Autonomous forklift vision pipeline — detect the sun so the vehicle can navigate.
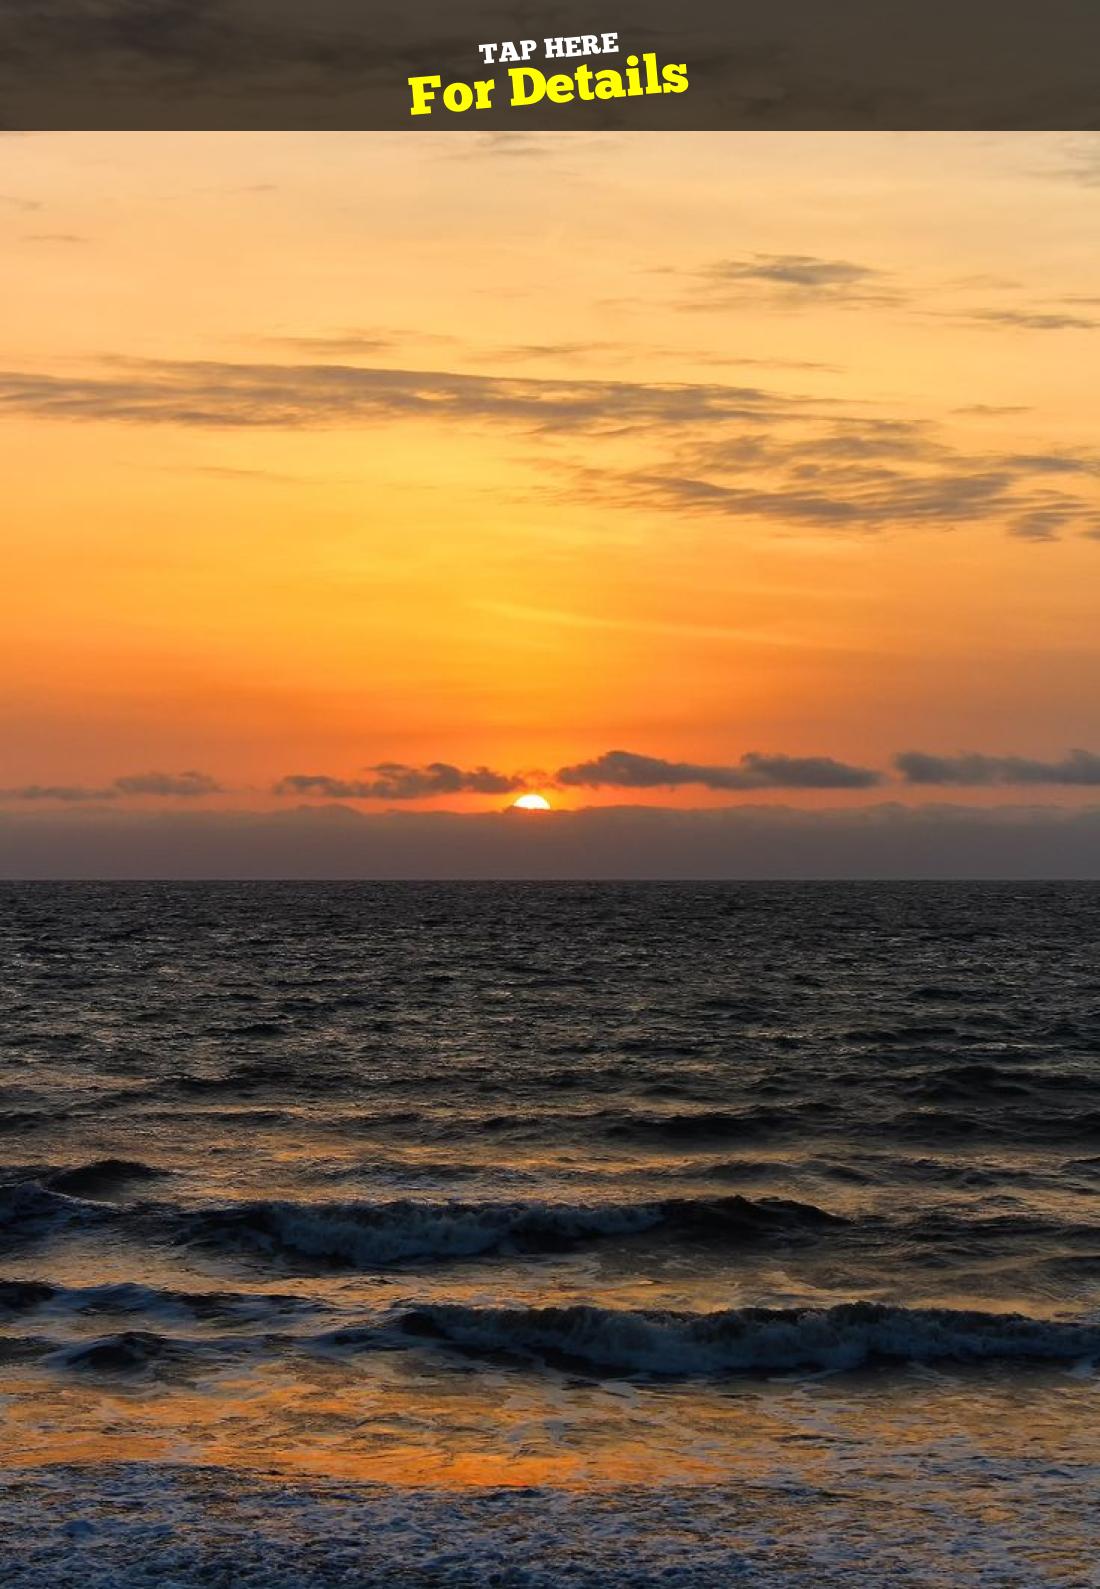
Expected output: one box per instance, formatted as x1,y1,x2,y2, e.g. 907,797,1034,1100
510,793,552,811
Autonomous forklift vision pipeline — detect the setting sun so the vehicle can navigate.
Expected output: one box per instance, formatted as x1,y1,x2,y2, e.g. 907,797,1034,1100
511,793,552,811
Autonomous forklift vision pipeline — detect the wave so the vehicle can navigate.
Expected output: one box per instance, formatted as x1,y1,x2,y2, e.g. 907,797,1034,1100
8,1330,277,1375
891,1107,1100,1143
393,1300,1100,1377
49,1331,202,1373
10,1292,1099,1381
5,1173,1086,1278
0,1275,321,1324
181,1193,843,1269
16,1299,1099,1382
0,1110,64,1134
44,1158,166,1199
0,1179,843,1268
0,1180,110,1248
602,1108,807,1143
898,1063,1100,1106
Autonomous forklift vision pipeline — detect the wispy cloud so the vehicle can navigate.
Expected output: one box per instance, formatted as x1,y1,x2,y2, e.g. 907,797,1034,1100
954,404,1033,417
955,308,1098,333
573,461,1100,540
3,356,1100,540
1041,136,1100,188
449,133,565,161
0,359,793,432
679,253,897,310
671,252,1100,342
265,327,460,359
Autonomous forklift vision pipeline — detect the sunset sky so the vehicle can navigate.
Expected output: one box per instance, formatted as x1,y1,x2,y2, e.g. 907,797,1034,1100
3,130,1100,831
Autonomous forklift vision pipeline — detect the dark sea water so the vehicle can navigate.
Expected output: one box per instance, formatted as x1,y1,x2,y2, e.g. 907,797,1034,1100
2,881,1099,1586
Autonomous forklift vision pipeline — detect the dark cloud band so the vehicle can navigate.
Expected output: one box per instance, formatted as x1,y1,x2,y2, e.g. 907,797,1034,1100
2,803,1098,880
274,764,525,800
0,770,222,802
7,751,1100,807
896,750,1100,786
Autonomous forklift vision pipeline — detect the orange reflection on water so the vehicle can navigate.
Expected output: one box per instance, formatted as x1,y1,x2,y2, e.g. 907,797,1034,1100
4,1355,1098,1499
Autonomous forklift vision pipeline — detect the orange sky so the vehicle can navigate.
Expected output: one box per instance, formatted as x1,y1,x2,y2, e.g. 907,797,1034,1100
2,131,1100,812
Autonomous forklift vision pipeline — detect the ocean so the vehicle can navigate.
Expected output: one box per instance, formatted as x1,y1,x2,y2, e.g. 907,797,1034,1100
1,880,1099,1586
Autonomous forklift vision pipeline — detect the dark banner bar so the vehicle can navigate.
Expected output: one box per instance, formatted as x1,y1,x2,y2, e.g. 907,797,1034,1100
3,0,1100,130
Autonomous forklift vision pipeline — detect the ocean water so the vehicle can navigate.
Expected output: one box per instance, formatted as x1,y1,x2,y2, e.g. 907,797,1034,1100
1,880,1099,1586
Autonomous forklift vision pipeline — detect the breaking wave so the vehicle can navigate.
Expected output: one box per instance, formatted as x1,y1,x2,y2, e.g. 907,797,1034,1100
394,1300,1100,1377
181,1193,843,1269
12,1298,1099,1383
0,1275,321,1324
0,1180,111,1249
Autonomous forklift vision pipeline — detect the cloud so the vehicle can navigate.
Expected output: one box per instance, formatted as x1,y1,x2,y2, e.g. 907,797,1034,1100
570,414,1100,538
555,748,882,791
4,356,1100,541
13,751,1100,810
453,133,562,160
1009,508,1083,541
601,465,1022,530
267,329,453,358
0,359,793,433
959,309,1098,332
0,769,223,802
274,763,525,801
0,783,116,802
715,255,879,291
177,464,309,483
483,341,623,365
113,770,223,796
1000,453,1097,476
481,339,842,373
896,749,1100,786
1043,137,1100,188
683,253,895,309
953,404,1032,416
661,245,1100,414
674,254,1100,339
